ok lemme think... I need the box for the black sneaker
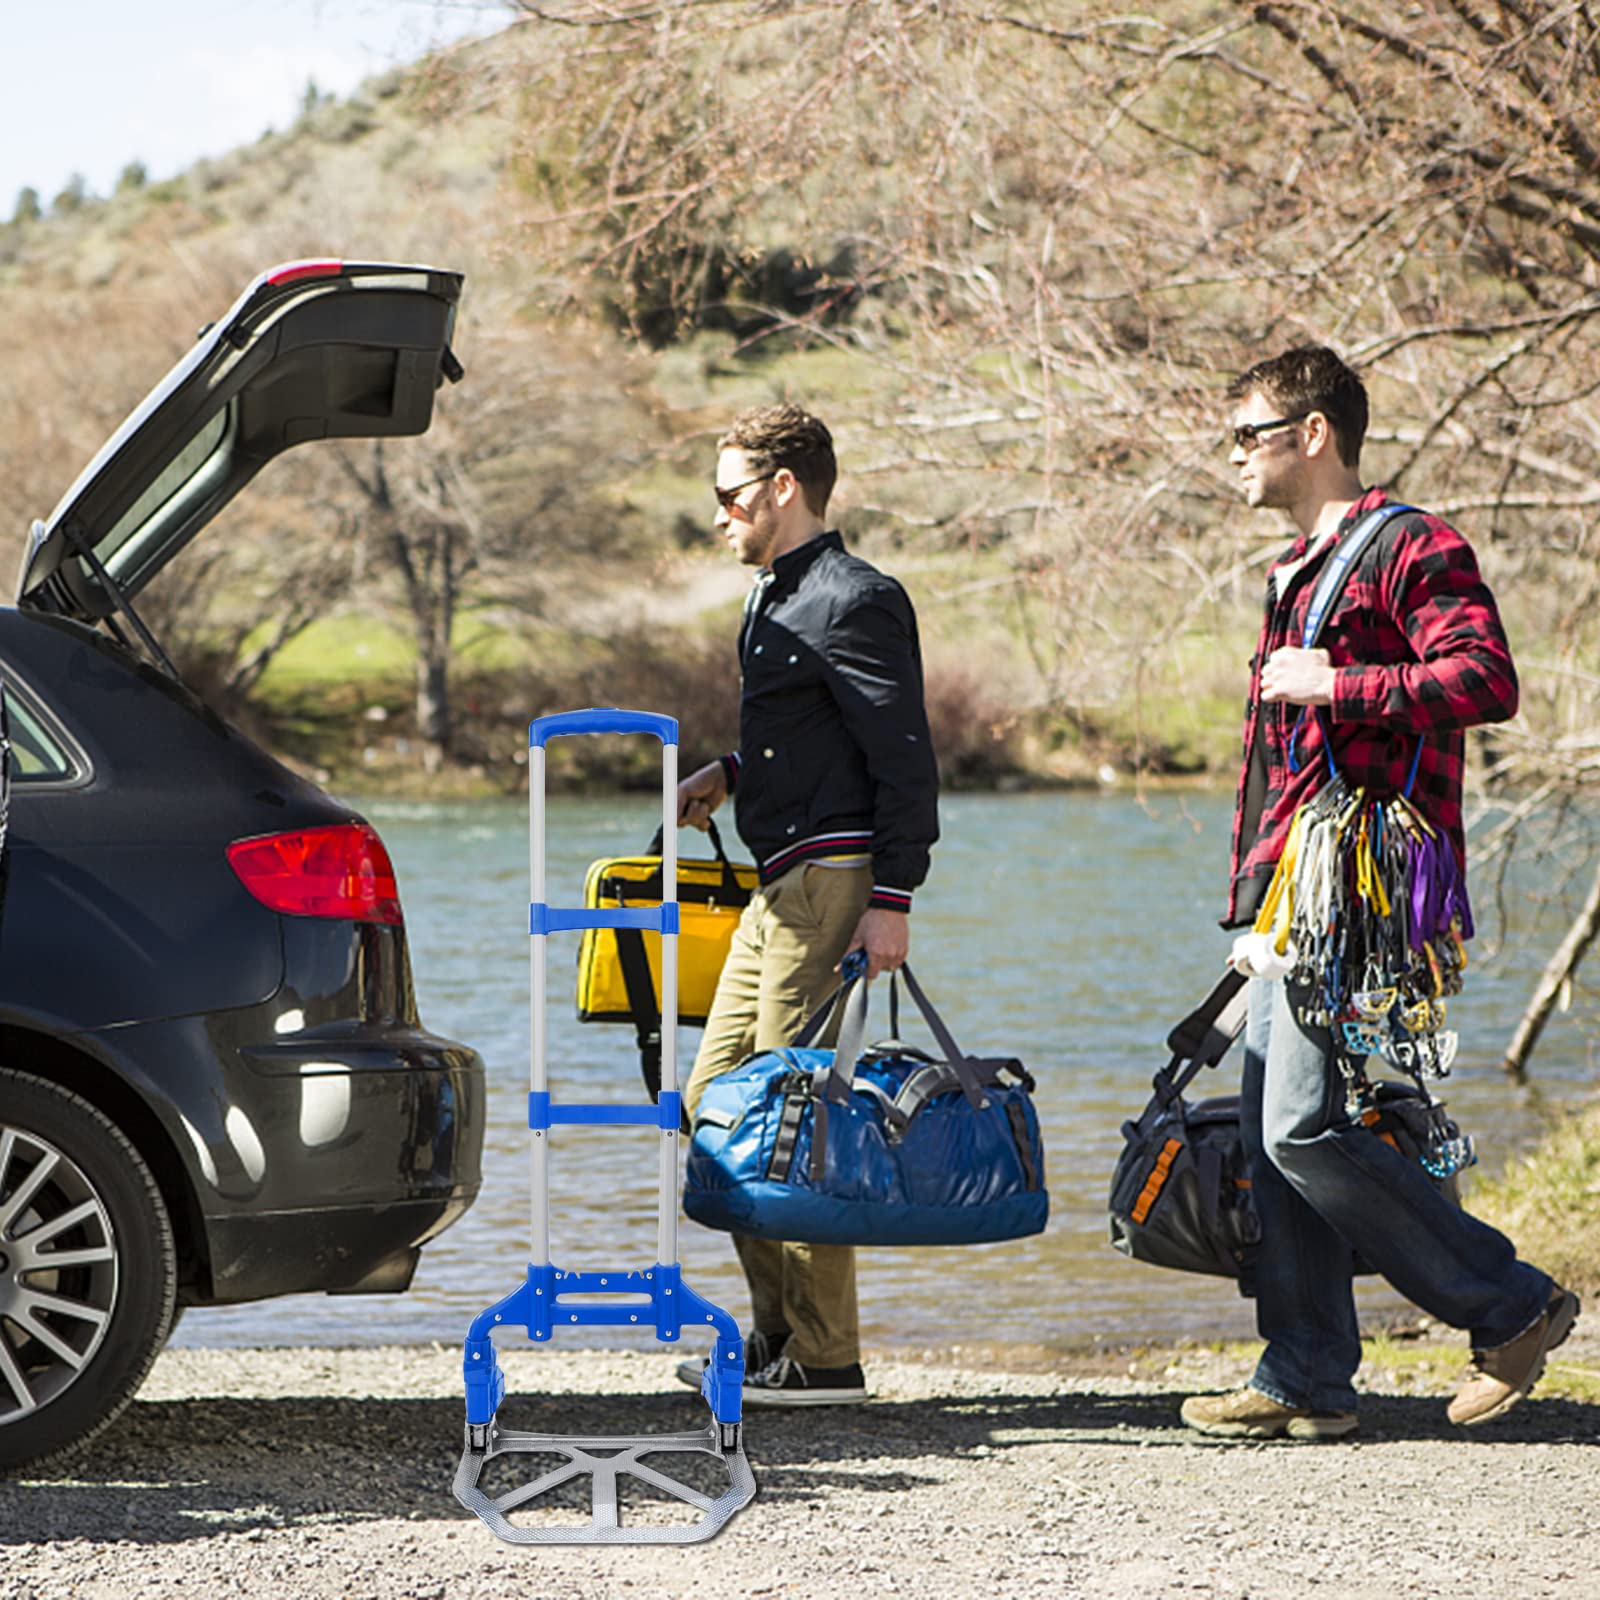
[742,1355,869,1407]
[675,1328,788,1391]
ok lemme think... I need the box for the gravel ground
[2,1334,1597,1600]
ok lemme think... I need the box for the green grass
[255,614,415,689]
[450,614,543,671]
[253,610,542,695]
[1362,1332,1600,1405]
[243,574,1253,788]
[1465,1101,1600,1303]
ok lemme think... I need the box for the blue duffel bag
[684,958,1048,1246]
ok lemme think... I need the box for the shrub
[921,663,1026,788]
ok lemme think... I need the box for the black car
[0,260,484,1471]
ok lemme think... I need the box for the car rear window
[3,678,78,781]
[97,408,231,582]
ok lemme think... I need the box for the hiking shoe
[742,1355,869,1407]
[1180,1387,1358,1441]
[674,1328,788,1391]
[1448,1285,1580,1427]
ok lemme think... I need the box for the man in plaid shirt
[1182,346,1577,1440]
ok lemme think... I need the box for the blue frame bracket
[464,1262,745,1424]
[528,1095,681,1129]
[530,903,679,936]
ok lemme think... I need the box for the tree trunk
[416,647,451,775]
[412,521,458,775]
[1502,855,1600,1082]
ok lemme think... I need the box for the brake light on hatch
[227,824,403,925]
[265,259,344,286]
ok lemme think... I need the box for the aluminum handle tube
[657,740,679,1269]
[529,742,550,1269]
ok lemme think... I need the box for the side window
[1,678,77,782]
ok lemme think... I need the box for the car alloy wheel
[0,1125,118,1411]
[0,1070,176,1472]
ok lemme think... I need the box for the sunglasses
[714,473,775,512]
[1231,411,1310,452]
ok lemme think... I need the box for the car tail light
[265,258,343,285]
[227,823,403,925]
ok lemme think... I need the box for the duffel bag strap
[801,1073,911,1180]
[1004,1099,1042,1192]
[791,973,854,1052]
[791,942,880,1053]
[852,1079,910,1137]
[810,970,871,1106]
[807,966,874,1184]
[1151,969,1250,1104]
[1166,969,1249,1068]
[894,964,990,1111]
[893,1062,959,1125]
[767,1095,809,1183]
[804,959,994,1111]
[890,1060,1012,1127]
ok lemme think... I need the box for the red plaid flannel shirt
[1224,488,1518,928]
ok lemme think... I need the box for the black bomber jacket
[719,531,939,911]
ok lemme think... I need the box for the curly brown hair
[718,403,837,517]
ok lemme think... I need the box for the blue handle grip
[529,707,678,747]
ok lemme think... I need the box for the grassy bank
[1465,1099,1600,1305]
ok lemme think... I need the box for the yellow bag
[576,820,758,1031]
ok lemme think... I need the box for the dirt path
[2,1340,1596,1600]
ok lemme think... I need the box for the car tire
[0,1069,177,1473]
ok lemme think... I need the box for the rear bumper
[74,1011,485,1303]
[196,1191,476,1303]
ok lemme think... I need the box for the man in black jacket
[676,403,939,1406]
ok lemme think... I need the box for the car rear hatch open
[17,258,464,625]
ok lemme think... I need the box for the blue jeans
[1242,976,1551,1412]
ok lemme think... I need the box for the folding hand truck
[454,708,756,1545]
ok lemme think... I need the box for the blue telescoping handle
[529,707,678,747]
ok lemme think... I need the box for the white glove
[1229,930,1295,981]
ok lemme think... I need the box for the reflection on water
[174,789,1598,1354]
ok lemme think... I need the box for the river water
[172,789,1598,1355]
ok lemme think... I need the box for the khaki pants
[684,860,871,1369]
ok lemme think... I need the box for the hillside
[0,3,1594,808]
[0,18,1284,795]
